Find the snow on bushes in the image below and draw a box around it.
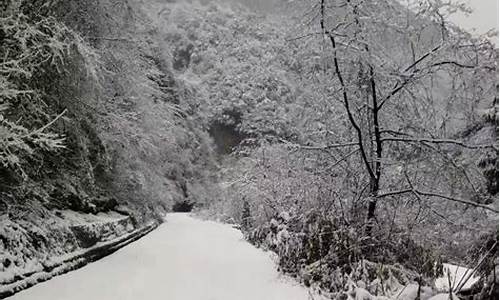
[245,210,447,298]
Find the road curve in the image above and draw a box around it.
[8,213,314,300]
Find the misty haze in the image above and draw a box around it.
[0,1,498,300]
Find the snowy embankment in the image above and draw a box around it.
[7,213,320,300]
[0,211,158,299]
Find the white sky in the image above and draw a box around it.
[448,0,498,43]
[399,0,498,44]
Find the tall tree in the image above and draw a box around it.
[313,0,498,232]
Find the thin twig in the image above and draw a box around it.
[23,109,68,138]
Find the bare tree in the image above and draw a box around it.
[313,0,498,233]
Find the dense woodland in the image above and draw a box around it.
[0,0,498,299]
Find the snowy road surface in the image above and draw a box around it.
[9,213,314,300]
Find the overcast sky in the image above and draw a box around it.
[399,0,498,44]
[449,0,498,39]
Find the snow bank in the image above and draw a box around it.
[0,211,158,298]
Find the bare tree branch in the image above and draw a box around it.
[293,142,358,150]
[380,137,498,150]
[430,61,475,69]
[278,138,358,150]
[377,189,498,213]
[85,36,137,43]
[320,0,376,181]
[286,31,347,42]
[377,43,443,110]
[24,109,68,137]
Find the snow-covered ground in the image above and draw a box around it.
[434,263,480,292]
[7,213,316,300]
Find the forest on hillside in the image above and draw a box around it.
[0,0,498,299]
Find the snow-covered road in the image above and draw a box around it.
[8,213,314,300]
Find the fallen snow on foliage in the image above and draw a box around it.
[8,213,321,300]
[434,263,479,292]
[56,210,129,224]
[427,293,459,300]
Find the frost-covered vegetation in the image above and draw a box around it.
[1,0,219,290]
[0,0,498,299]
[188,0,499,298]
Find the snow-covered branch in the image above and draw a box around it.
[380,137,498,150]
[377,189,498,213]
